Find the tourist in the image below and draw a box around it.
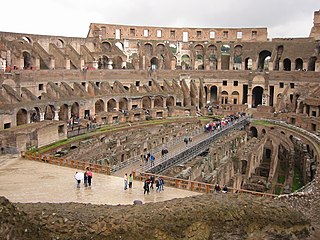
[144,153,149,166]
[155,178,161,192]
[143,179,150,194]
[86,167,93,187]
[214,184,221,192]
[128,173,133,188]
[124,173,128,190]
[84,171,88,187]
[149,175,155,190]
[159,177,165,191]
[222,185,228,193]
[184,137,189,146]
[150,154,155,167]
[74,171,83,189]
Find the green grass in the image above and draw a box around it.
[277,175,285,184]
[292,167,304,191]
[251,120,275,127]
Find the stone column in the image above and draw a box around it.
[27,111,31,124]
[54,110,60,121]
[247,93,252,108]
[40,112,45,121]
[128,99,133,110]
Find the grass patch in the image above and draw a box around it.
[251,120,275,127]
[292,167,304,191]
[277,175,285,184]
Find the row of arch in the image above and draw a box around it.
[16,96,176,126]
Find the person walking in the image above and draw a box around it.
[143,179,150,194]
[159,177,165,191]
[128,173,133,189]
[74,171,83,189]
[124,173,128,190]
[84,171,88,187]
[150,154,155,167]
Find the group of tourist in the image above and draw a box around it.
[204,112,246,132]
[143,175,165,194]
[143,152,156,167]
[74,167,93,188]
[123,173,134,190]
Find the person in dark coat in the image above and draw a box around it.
[143,180,150,194]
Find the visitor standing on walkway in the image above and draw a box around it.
[84,171,88,187]
[128,173,133,188]
[74,171,83,189]
[86,167,93,187]
[150,154,155,167]
[124,173,128,190]
[143,179,150,194]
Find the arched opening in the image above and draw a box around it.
[71,102,80,118]
[144,43,153,56]
[221,44,230,70]
[308,56,317,71]
[252,86,264,108]
[95,99,105,113]
[44,105,55,120]
[102,42,112,52]
[166,96,175,107]
[21,36,31,44]
[23,51,32,69]
[156,44,165,55]
[30,107,40,123]
[295,58,303,70]
[98,55,109,69]
[119,98,128,110]
[56,39,64,48]
[208,45,217,70]
[231,91,239,104]
[221,91,228,104]
[233,45,243,70]
[151,57,158,70]
[274,45,284,71]
[210,86,218,104]
[59,104,69,121]
[245,57,253,70]
[262,129,266,136]
[249,126,258,138]
[195,44,204,70]
[283,58,291,71]
[258,50,271,71]
[241,160,247,174]
[16,109,28,126]
[154,96,164,108]
[107,99,117,112]
[181,54,191,70]
[142,96,151,109]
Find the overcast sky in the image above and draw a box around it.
[2,0,319,39]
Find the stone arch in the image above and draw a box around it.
[233,45,243,70]
[56,39,64,48]
[181,54,191,70]
[21,36,32,44]
[245,57,253,70]
[283,58,291,71]
[44,105,55,120]
[231,91,239,104]
[208,45,217,70]
[154,96,164,108]
[59,104,69,121]
[156,43,166,55]
[308,56,317,71]
[262,129,266,135]
[23,51,32,69]
[16,108,28,126]
[95,99,105,113]
[295,58,303,70]
[252,86,264,108]
[98,55,109,69]
[210,85,218,103]
[221,44,230,70]
[144,43,153,56]
[142,96,151,109]
[221,90,228,104]
[151,57,158,70]
[258,50,271,71]
[195,44,204,70]
[249,126,258,138]
[166,96,175,107]
[119,98,128,110]
[107,98,117,112]
[30,107,40,123]
[102,41,112,52]
[71,102,79,117]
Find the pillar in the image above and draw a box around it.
[247,93,252,108]
[40,112,45,121]
[54,110,60,121]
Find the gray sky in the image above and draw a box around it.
[2,0,319,39]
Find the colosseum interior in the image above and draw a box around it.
[1,9,320,240]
